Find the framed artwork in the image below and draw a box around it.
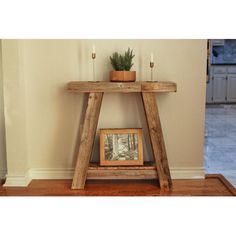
[100,128,143,166]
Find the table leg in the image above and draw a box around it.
[72,92,103,189]
[141,92,172,190]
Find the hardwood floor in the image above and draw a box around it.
[0,174,235,196]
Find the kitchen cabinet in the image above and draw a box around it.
[227,75,236,102]
[206,66,236,104]
[212,75,227,102]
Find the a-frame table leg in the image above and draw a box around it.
[72,92,103,189]
[141,92,172,190]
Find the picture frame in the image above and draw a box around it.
[100,128,143,166]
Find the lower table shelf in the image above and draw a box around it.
[87,162,158,180]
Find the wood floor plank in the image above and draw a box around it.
[0,175,235,196]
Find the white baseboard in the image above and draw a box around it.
[3,167,205,187]
[170,167,205,179]
[4,171,31,187]
[29,168,74,180]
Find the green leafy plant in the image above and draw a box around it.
[109,48,135,71]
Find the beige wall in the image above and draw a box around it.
[1,40,28,185]
[2,39,207,185]
[0,40,7,179]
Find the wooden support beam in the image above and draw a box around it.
[142,92,172,190]
[72,92,103,189]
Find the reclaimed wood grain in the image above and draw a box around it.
[89,162,156,169]
[142,92,172,190]
[141,81,177,92]
[67,81,141,93]
[67,81,177,93]
[87,169,158,180]
[72,92,103,189]
[87,162,157,179]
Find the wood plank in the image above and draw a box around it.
[1,175,235,196]
[72,92,103,189]
[89,162,156,170]
[67,81,141,93]
[141,81,177,92]
[142,92,172,190]
[87,169,158,180]
[206,174,236,196]
[88,162,157,179]
[67,81,177,93]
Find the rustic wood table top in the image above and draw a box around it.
[67,81,177,93]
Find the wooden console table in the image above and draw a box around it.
[67,81,177,190]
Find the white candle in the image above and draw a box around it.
[92,44,96,54]
[150,53,154,63]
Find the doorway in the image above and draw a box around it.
[205,39,236,187]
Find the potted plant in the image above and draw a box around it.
[109,48,136,82]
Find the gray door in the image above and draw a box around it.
[227,75,236,102]
[212,75,226,102]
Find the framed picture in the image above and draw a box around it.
[100,128,143,166]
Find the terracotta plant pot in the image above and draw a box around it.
[110,71,136,82]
